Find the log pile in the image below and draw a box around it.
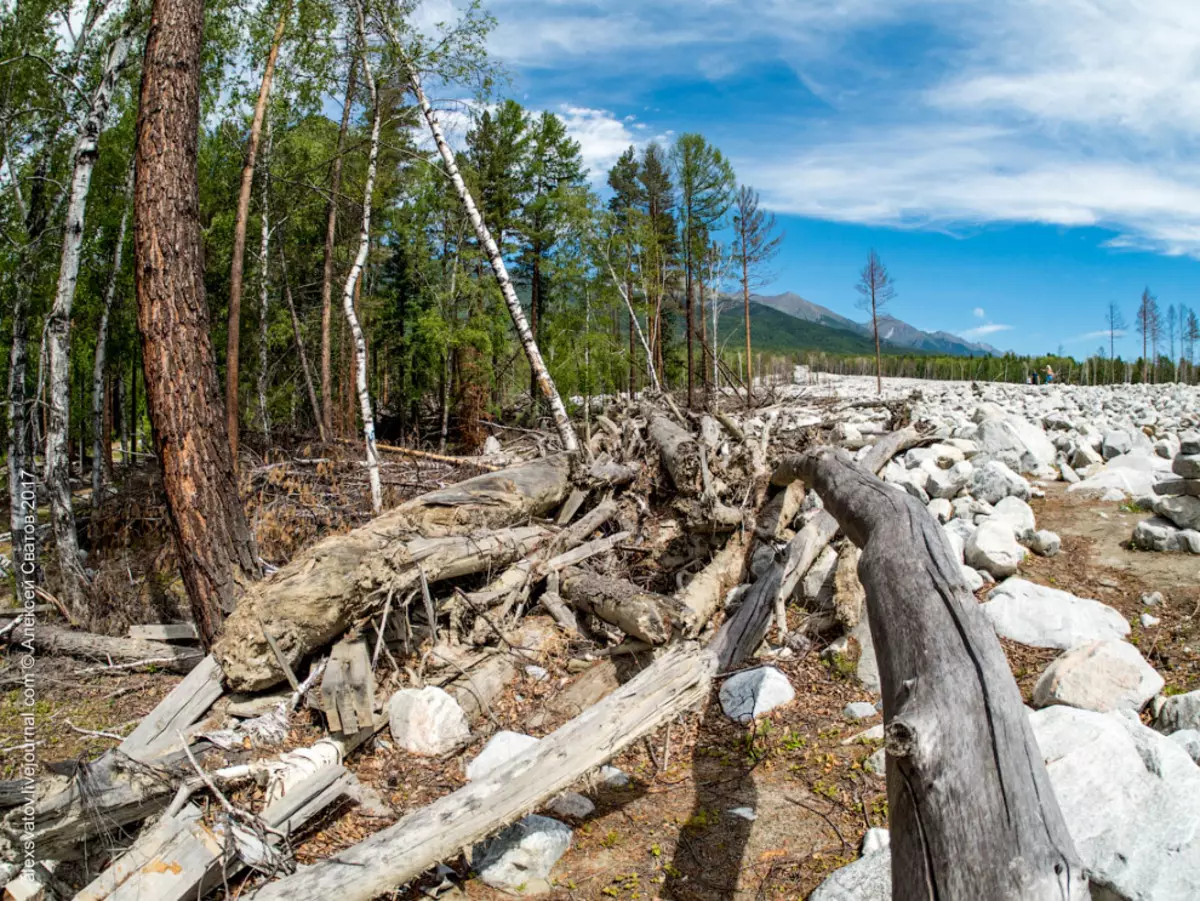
[5,391,1069,900]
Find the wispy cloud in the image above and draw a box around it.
[961,323,1013,339]
[1069,329,1126,343]
[973,307,986,319]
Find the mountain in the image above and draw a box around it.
[716,303,882,356]
[750,292,1003,357]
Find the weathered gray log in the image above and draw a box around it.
[710,427,921,670]
[127,623,198,642]
[643,406,702,496]
[0,781,25,809]
[39,625,205,674]
[559,569,679,644]
[320,636,374,735]
[796,446,1086,899]
[118,654,224,761]
[244,645,717,901]
[216,524,549,691]
[675,533,747,635]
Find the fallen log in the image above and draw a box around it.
[118,655,224,761]
[675,533,747,636]
[643,406,702,496]
[796,446,1085,899]
[243,645,717,901]
[39,625,205,674]
[216,525,549,691]
[559,568,678,644]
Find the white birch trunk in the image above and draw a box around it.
[45,21,137,614]
[91,163,134,510]
[257,115,273,441]
[344,2,382,514]
[382,20,578,453]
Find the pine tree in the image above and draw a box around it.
[732,185,783,407]
[856,249,896,395]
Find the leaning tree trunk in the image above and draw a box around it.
[278,235,324,440]
[45,20,138,617]
[134,0,260,649]
[92,162,134,511]
[604,256,660,391]
[342,4,382,514]
[787,447,1086,900]
[320,58,357,439]
[383,21,578,454]
[225,0,289,464]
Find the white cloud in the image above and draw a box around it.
[961,323,1013,339]
[556,107,668,180]
[973,307,985,319]
[1070,329,1126,343]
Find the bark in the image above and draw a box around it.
[643,405,702,496]
[256,114,272,441]
[742,251,752,407]
[795,447,1086,899]
[225,0,290,463]
[134,0,259,648]
[320,59,357,439]
[278,233,325,441]
[243,645,717,901]
[7,277,34,602]
[39,624,205,673]
[559,568,679,644]
[92,163,135,511]
[383,21,578,454]
[213,454,574,690]
[45,19,138,617]
[343,4,383,513]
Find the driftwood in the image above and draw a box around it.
[643,406,702,496]
[244,645,717,901]
[794,447,1085,899]
[674,534,747,636]
[320,636,374,735]
[559,569,678,644]
[118,655,224,761]
[39,625,205,674]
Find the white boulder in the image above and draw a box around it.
[965,520,1026,578]
[388,686,471,756]
[982,578,1130,649]
[1032,640,1164,712]
[719,667,795,723]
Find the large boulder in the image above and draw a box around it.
[388,686,471,756]
[472,814,572,893]
[467,731,541,781]
[1031,706,1200,900]
[1102,430,1132,460]
[989,496,1036,537]
[1155,690,1200,735]
[976,418,1055,474]
[982,578,1130,650]
[965,520,1026,578]
[808,839,890,901]
[1069,451,1170,499]
[1155,494,1200,531]
[971,460,1031,505]
[1032,640,1163,712]
[1132,517,1200,553]
[719,667,795,723]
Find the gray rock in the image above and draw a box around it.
[1152,478,1200,497]
[1070,450,1171,500]
[982,578,1130,649]
[1102,430,1133,460]
[1156,691,1200,735]
[808,844,891,901]
[844,701,878,721]
[1181,432,1200,455]
[1155,494,1200,530]
[862,827,890,855]
[927,461,973,499]
[467,731,541,781]
[851,617,881,693]
[1141,613,1161,628]
[482,435,503,456]
[1168,729,1200,763]
[1142,591,1164,606]
[926,497,953,523]
[598,765,630,788]
[546,792,595,819]
[1070,444,1104,469]
[1032,640,1164,712]
[863,747,886,774]
[1132,517,1186,552]
[1174,454,1200,478]
[801,546,839,608]
[970,460,1031,504]
[1030,706,1200,900]
[719,667,795,723]
[472,814,572,893]
[1025,529,1061,557]
[965,520,1026,578]
[388,686,471,756]
[960,565,986,592]
[990,495,1036,537]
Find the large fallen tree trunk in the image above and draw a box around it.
[40,625,205,674]
[559,568,680,644]
[643,405,702,496]
[792,446,1086,899]
[243,645,716,901]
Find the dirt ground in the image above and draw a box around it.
[5,482,1200,900]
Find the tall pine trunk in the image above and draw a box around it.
[92,163,135,510]
[742,252,752,408]
[134,0,259,648]
[45,20,138,617]
[320,59,357,440]
[256,115,273,441]
[225,1,289,464]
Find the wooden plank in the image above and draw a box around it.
[246,645,717,901]
[320,646,346,733]
[39,625,204,673]
[794,446,1087,900]
[118,654,223,761]
[344,637,374,730]
[127,623,198,642]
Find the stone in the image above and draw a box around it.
[1025,529,1061,557]
[1153,478,1200,497]
[851,617,881,693]
[467,731,541,781]
[1174,454,1200,479]
[1142,591,1164,606]
[801,545,839,608]
[1155,494,1200,530]
[808,844,891,901]
[1156,690,1200,734]
[863,747,886,774]
[1030,706,1200,900]
[970,460,1031,504]
[1032,640,1164,712]
[719,667,795,723]
[1181,432,1200,455]
[990,495,1036,537]
[388,686,471,756]
[1070,444,1104,469]
[862,827,890,855]
[844,701,878,721]
[728,806,757,821]
[927,461,974,499]
[1070,450,1172,499]
[1102,429,1132,460]
[960,565,985,592]
[1132,516,1186,552]
[965,520,1026,578]
[926,497,953,523]
[982,578,1130,649]
[472,814,572,893]
[482,435,503,456]
[1141,613,1161,628]
[598,765,630,788]
[547,792,595,819]
[1168,729,1200,763]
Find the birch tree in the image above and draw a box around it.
[44,13,140,616]
[378,12,579,454]
[92,162,135,510]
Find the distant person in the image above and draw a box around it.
[1045,365,1055,384]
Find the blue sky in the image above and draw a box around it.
[428,0,1200,357]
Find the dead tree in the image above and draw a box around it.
[856,248,895,395]
[785,446,1086,899]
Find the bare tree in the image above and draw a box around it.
[1103,301,1125,384]
[732,185,782,407]
[1136,287,1159,383]
[134,0,259,648]
[855,248,896,395]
